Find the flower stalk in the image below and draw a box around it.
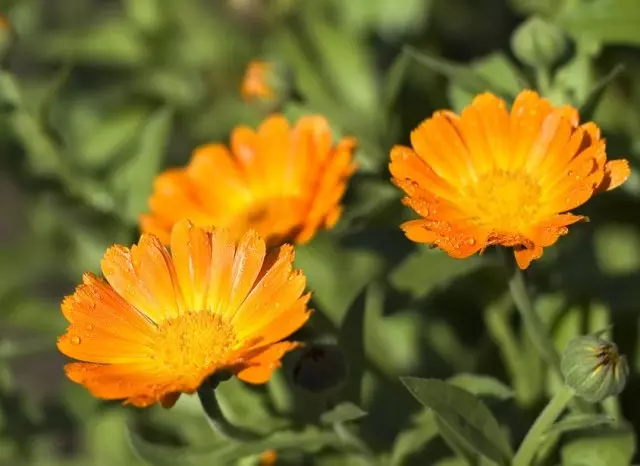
[512,384,574,466]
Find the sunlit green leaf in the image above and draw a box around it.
[112,106,173,223]
[545,414,614,438]
[320,402,367,425]
[38,18,149,66]
[556,0,640,46]
[401,378,513,465]
[560,426,636,466]
[447,374,514,400]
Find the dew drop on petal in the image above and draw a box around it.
[87,324,93,331]
[467,238,476,246]
[71,336,81,345]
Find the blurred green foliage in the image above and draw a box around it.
[1,0,640,464]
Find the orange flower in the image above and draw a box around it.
[57,219,311,408]
[390,90,630,269]
[141,115,357,246]
[259,449,277,465]
[241,60,275,102]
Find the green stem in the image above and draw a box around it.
[513,385,574,466]
[502,250,562,373]
[197,378,260,442]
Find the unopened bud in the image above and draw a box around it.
[561,335,628,403]
[291,343,348,395]
[511,16,567,69]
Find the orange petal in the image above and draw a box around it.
[513,245,543,269]
[170,219,212,312]
[597,159,630,192]
[235,341,300,384]
[227,229,266,317]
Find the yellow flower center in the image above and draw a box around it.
[153,311,238,382]
[466,170,542,233]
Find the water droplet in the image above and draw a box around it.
[87,324,93,331]
[467,238,476,246]
[71,336,81,345]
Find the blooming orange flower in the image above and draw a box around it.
[57,220,311,408]
[141,115,357,246]
[241,60,275,102]
[390,90,630,269]
[259,449,277,465]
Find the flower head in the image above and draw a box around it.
[57,220,311,408]
[390,90,630,268]
[241,60,276,102]
[561,335,629,403]
[141,115,357,247]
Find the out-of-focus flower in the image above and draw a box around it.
[241,60,277,102]
[561,335,629,403]
[390,90,630,269]
[259,449,278,466]
[57,220,311,408]
[141,115,357,247]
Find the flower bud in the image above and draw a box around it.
[511,16,567,69]
[561,335,629,403]
[291,343,348,395]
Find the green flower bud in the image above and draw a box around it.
[291,343,348,395]
[511,16,568,69]
[561,335,629,403]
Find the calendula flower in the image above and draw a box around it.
[241,60,276,102]
[57,219,311,408]
[259,449,278,466]
[390,90,630,269]
[141,115,357,246]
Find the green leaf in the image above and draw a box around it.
[435,416,482,465]
[75,106,149,170]
[112,106,173,223]
[560,426,636,466]
[38,18,149,66]
[406,47,521,104]
[579,64,625,122]
[447,374,514,401]
[389,247,486,300]
[390,411,439,466]
[305,20,378,117]
[215,378,289,435]
[294,233,386,325]
[545,414,615,438]
[123,0,164,33]
[129,425,339,466]
[382,48,412,111]
[400,377,513,466]
[447,52,527,112]
[320,402,368,425]
[556,0,640,46]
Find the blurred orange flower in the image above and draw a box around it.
[390,90,630,269]
[141,115,357,246]
[259,449,277,465]
[241,60,275,101]
[57,220,311,408]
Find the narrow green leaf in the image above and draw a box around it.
[37,18,149,66]
[401,377,513,465]
[112,106,173,223]
[405,47,518,100]
[436,416,481,465]
[320,402,368,425]
[556,0,640,46]
[447,374,514,401]
[545,414,614,438]
[382,49,412,111]
[76,106,149,170]
[579,64,625,122]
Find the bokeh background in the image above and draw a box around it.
[1,0,640,464]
